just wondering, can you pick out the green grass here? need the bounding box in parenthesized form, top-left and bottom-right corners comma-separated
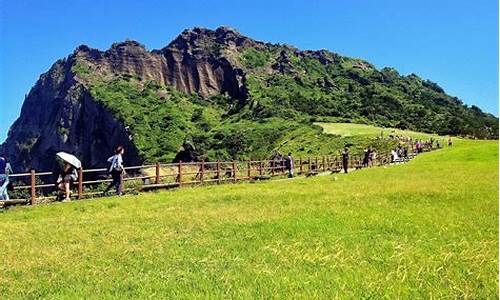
(317, 122, 444, 140)
(0, 139, 497, 299)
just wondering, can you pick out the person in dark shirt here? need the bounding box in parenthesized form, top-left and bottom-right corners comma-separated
(341, 147, 349, 174)
(362, 149, 370, 167)
(285, 153, 294, 178)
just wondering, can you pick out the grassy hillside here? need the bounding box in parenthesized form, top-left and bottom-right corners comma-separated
(67, 27, 498, 167)
(85, 75, 400, 162)
(0, 139, 497, 298)
(237, 44, 498, 139)
(317, 122, 443, 140)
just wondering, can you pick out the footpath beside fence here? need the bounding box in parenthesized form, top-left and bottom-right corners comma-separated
(1, 145, 435, 207)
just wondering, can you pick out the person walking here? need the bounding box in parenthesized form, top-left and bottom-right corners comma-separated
(0, 155, 13, 200)
(391, 148, 399, 163)
(104, 146, 126, 196)
(370, 149, 377, 166)
(341, 147, 349, 174)
(285, 152, 294, 178)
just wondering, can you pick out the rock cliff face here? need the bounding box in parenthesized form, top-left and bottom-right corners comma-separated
(1, 57, 141, 172)
(74, 27, 251, 101)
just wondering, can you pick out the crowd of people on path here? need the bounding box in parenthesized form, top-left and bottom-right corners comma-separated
(0, 135, 451, 202)
(0, 145, 127, 202)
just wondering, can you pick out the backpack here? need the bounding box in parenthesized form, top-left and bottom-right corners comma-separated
(108, 155, 122, 173)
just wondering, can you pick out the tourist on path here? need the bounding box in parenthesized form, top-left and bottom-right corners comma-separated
(55, 152, 81, 202)
(0, 155, 13, 200)
(285, 152, 294, 178)
(104, 146, 126, 196)
(369, 149, 377, 166)
(391, 149, 399, 163)
(57, 163, 78, 202)
(341, 147, 349, 174)
(362, 149, 370, 168)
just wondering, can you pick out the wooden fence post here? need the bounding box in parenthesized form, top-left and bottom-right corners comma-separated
(271, 160, 275, 177)
(178, 160, 182, 187)
(200, 160, 205, 184)
(30, 169, 36, 205)
(247, 161, 251, 179)
(322, 156, 326, 172)
(259, 160, 263, 176)
(315, 157, 318, 172)
(155, 162, 160, 184)
(232, 160, 237, 182)
(308, 157, 312, 173)
(216, 160, 221, 184)
(78, 168, 83, 200)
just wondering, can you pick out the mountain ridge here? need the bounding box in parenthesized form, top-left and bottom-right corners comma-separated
(1, 26, 497, 172)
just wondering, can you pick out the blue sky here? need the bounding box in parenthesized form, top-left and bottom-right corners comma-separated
(1, 0, 498, 142)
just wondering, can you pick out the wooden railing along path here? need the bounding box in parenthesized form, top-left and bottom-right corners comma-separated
(1, 145, 434, 207)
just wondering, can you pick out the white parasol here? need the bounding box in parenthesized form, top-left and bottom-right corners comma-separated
(56, 152, 82, 169)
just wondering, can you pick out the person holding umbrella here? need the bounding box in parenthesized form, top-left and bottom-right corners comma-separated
(55, 152, 81, 202)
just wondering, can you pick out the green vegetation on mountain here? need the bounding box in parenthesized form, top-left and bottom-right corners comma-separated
(70, 27, 497, 164)
(86, 74, 398, 162)
(236, 46, 497, 139)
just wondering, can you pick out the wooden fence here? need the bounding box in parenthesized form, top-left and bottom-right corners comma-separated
(1, 145, 434, 207)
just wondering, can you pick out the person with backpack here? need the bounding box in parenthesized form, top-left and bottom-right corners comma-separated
(0, 155, 13, 200)
(104, 146, 126, 196)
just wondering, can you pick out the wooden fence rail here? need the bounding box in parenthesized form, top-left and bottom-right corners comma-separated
(1, 144, 435, 207)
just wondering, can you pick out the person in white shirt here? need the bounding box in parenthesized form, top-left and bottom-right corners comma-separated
(104, 146, 126, 196)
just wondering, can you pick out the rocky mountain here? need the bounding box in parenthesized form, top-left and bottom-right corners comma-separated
(1, 26, 498, 172)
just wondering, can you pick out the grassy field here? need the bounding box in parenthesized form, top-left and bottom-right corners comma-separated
(317, 122, 444, 140)
(0, 139, 497, 299)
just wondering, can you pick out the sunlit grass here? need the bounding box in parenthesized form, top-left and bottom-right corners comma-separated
(0, 139, 497, 298)
(317, 122, 445, 140)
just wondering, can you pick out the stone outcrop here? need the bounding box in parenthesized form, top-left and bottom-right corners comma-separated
(0, 57, 141, 172)
(1, 26, 253, 172)
(74, 27, 251, 101)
